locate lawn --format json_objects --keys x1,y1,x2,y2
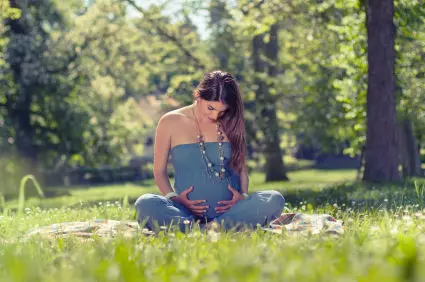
[
  {"x1": 1, "y1": 169, "x2": 425, "y2": 281},
  {"x1": 2, "y1": 169, "x2": 357, "y2": 210}
]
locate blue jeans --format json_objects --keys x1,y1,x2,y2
[{"x1": 134, "y1": 190, "x2": 285, "y2": 232}]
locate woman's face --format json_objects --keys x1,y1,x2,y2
[{"x1": 197, "y1": 98, "x2": 228, "y2": 123}]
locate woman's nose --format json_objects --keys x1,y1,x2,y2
[{"x1": 212, "y1": 112, "x2": 219, "y2": 119}]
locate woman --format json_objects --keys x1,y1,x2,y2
[{"x1": 135, "y1": 70, "x2": 285, "y2": 232}]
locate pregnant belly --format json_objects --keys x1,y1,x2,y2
[
  {"x1": 174, "y1": 176, "x2": 239, "y2": 219},
  {"x1": 188, "y1": 185, "x2": 233, "y2": 219}
]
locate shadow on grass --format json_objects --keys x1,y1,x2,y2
[
  {"x1": 57, "y1": 177, "x2": 425, "y2": 211},
  {"x1": 5, "y1": 172, "x2": 425, "y2": 213},
  {"x1": 46, "y1": 179, "x2": 156, "y2": 191},
  {"x1": 17, "y1": 179, "x2": 156, "y2": 200},
  {"x1": 274, "y1": 177, "x2": 425, "y2": 211},
  {"x1": 64, "y1": 197, "x2": 141, "y2": 209}
]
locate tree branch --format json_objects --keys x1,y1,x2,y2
[
  {"x1": 46, "y1": 30, "x2": 119, "y2": 75},
  {"x1": 33, "y1": 124, "x2": 60, "y2": 135},
  {"x1": 126, "y1": 0, "x2": 206, "y2": 71},
  {"x1": 241, "y1": 0, "x2": 265, "y2": 16},
  {"x1": 0, "y1": 102, "x2": 52, "y2": 118}
]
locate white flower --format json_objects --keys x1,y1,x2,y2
[
  {"x1": 106, "y1": 264, "x2": 120, "y2": 280},
  {"x1": 207, "y1": 230, "x2": 220, "y2": 242}
]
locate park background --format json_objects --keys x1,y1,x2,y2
[{"x1": 1, "y1": 0, "x2": 425, "y2": 281}]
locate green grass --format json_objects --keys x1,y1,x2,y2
[
  {"x1": 3, "y1": 169, "x2": 357, "y2": 211},
  {"x1": 3, "y1": 179, "x2": 157, "y2": 211},
  {"x1": 249, "y1": 169, "x2": 357, "y2": 191},
  {"x1": 2, "y1": 169, "x2": 425, "y2": 281}
]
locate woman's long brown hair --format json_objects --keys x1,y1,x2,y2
[{"x1": 194, "y1": 70, "x2": 246, "y2": 174}]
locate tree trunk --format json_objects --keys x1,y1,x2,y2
[
  {"x1": 399, "y1": 118, "x2": 421, "y2": 177},
  {"x1": 264, "y1": 24, "x2": 288, "y2": 181},
  {"x1": 363, "y1": 0, "x2": 400, "y2": 182},
  {"x1": 356, "y1": 145, "x2": 366, "y2": 180},
  {"x1": 7, "y1": 0, "x2": 39, "y2": 174},
  {"x1": 252, "y1": 24, "x2": 288, "y2": 182}
]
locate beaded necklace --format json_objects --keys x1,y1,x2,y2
[{"x1": 192, "y1": 104, "x2": 227, "y2": 180}]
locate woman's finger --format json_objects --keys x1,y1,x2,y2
[
  {"x1": 180, "y1": 186, "x2": 193, "y2": 197},
  {"x1": 216, "y1": 209, "x2": 230, "y2": 214},
  {"x1": 217, "y1": 200, "x2": 233, "y2": 205},
  {"x1": 190, "y1": 205, "x2": 209, "y2": 211},
  {"x1": 215, "y1": 205, "x2": 232, "y2": 213},
  {"x1": 192, "y1": 209, "x2": 205, "y2": 215},
  {"x1": 227, "y1": 184, "x2": 237, "y2": 193},
  {"x1": 189, "y1": 199, "x2": 207, "y2": 205},
  {"x1": 228, "y1": 186, "x2": 240, "y2": 199},
  {"x1": 216, "y1": 204, "x2": 232, "y2": 210}
]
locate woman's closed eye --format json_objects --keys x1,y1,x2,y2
[{"x1": 208, "y1": 105, "x2": 228, "y2": 119}]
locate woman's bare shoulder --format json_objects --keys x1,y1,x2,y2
[{"x1": 157, "y1": 105, "x2": 192, "y2": 128}]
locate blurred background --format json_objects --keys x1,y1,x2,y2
[{"x1": 1, "y1": 0, "x2": 424, "y2": 199}]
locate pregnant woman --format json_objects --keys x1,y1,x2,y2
[{"x1": 135, "y1": 70, "x2": 285, "y2": 232}]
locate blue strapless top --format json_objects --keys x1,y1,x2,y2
[{"x1": 170, "y1": 142, "x2": 241, "y2": 219}]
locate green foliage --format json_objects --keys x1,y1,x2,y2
[
  {"x1": 282, "y1": 0, "x2": 367, "y2": 155},
  {"x1": 275, "y1": 0, "x2": 425, "y2": 159},
  {"x1": 1, "y1": 0, "x2": 425, "y2": 186},
  {"x1": 395, "y1": 0, "x2": 425, "y2": 140}
]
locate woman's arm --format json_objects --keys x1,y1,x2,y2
[
  {"x1": 153, "y1": 114, "x2": 174, "y2": 195},
  {"x1": 240, "y1": 165, "x2": 249, "y2": 194},
  {"x1": 152, "y1": 113, "x2": 206, "y2": 214}
]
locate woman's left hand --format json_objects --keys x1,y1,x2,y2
[{"x1": 215, "y1": 184, "x2": 245, "y2": 214}]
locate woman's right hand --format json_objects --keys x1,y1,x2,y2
[{"x1": 171, "y1": 186, "x2": 208, "y2": 217}]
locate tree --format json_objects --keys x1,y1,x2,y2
[
  {"x1": 4, "y1": 0, "x2": 70, "y2": 171},
  {"x1": 362, "y1": 0, "x2": 400, "y2": 181},
  {"x1": 292, "y1": 0, "x2": 367, "y2": 158},
  {"x1": 252, "y1": 24, "x2": 288, "y2": 181},
  {"x1": 394, "y1": 0, "x2": 425, "y2": 177},
  {"x1": 0, "y1": 0, "x2": 160, "y2": 193},
  {"x1": 237, "y1": 0, "x2": 291, "y2": 181}
]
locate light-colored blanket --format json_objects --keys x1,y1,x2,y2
[
  {"x1": 25, "y1": 213, "x2": 344, "y2": 239},
  {"x1": 27, "y1": 219, "x2": 147, "y2": 239},
  {"x1": 263, "y1": 213, "x2": 344, "y2": 235}
]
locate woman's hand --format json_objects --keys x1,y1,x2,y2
[
  {"x1": 215, "y1": 184, "x2": 245, "y2": 214},
  {"x1": 171, "y1": 186, "x2": 208, "y2": 217}
]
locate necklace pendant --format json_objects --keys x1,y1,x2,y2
[{"x1": 194, "y1": 111, "x2": 227, "y2": 181}]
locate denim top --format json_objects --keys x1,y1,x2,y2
[{"x1": 170, "y1": 142, "x2": 241, "y2": 219}]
